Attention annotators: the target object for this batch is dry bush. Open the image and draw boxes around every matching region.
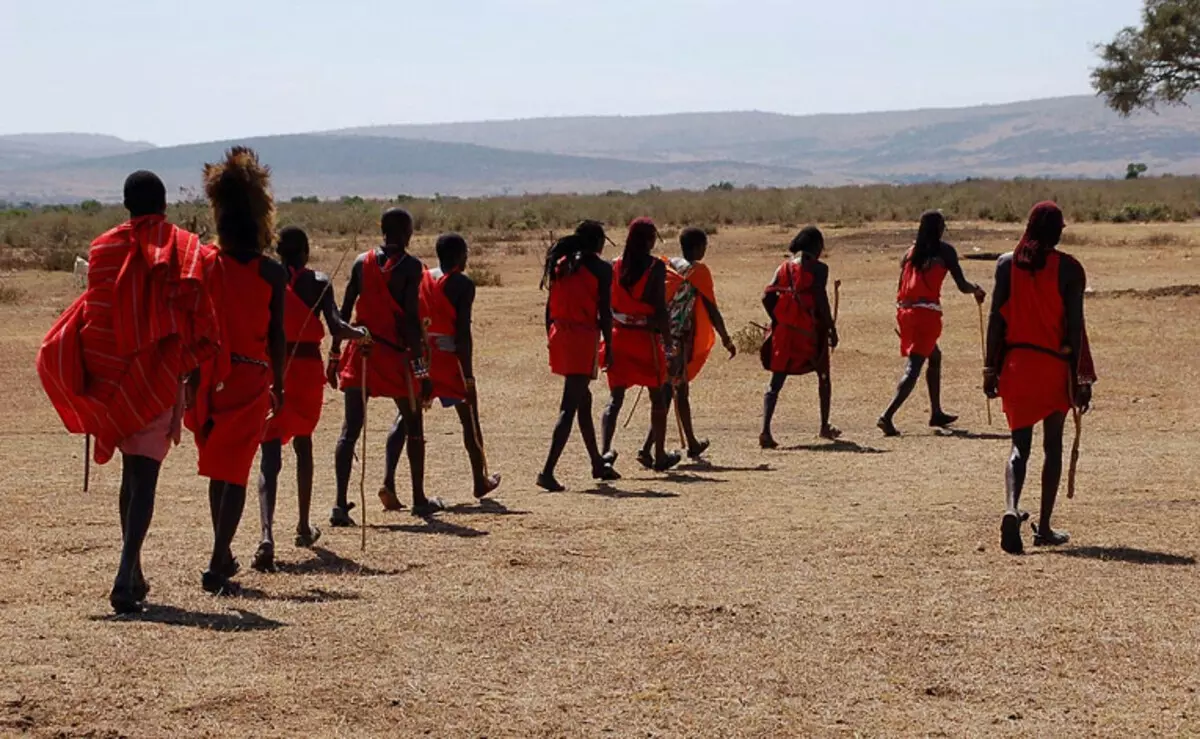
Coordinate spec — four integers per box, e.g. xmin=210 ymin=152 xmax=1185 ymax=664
xmin=0 ymin=283 xmax=21 ymax=304
xmin=732 ymin=323 xmax=767 ymax=356
xmin=467 ymin=261 xmax=503 ymax=287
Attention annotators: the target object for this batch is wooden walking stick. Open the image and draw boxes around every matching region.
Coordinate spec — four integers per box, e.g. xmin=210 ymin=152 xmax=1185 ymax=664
xmin=831 ymin=279 xmax=842 ymax=352
xmin=977 ymin=302 xmax=992 ymax=426
xmin=359 ymin=350 xmax=369 ymax=550
xmin=622 ymin=387 xmax=644 ymax=429
xmin=458 ymin=364 xmax=490 ymax=478
xmin=1067 ymin=374 xmax=1082 ymax=500
xmin=83 ymin=435 xmax=91 ymax=493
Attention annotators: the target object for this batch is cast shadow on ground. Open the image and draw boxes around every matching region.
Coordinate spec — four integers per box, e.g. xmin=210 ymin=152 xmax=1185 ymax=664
xmin=445 ymin=499 xmax=531 ymax=517
xmin=92 ymin=605 xmax=285 ymax=632
xmin=373 ymin=516 xmax=489 ymax=538
xmin=1052 ymin=546 xmax=1197 ymax=566
xmin=239 ymin=587 xmax=362 ymax=604
xmin=577 ymin=484 xmax=680 ymax=500
xmin=274 ymin=546 xmax=410 ymax=577
xmin=657 ymin=471 xmax=727 ymax=485
xmin=935 ymin=429 xmax=1011 ymax=441
xmin=782 ymin=440 xmax=888 ymax=454
xmin=678 ymin=460 xmax=774 ymax=474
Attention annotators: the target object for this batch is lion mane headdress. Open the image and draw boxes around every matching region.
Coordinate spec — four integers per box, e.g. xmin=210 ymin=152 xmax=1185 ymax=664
xmin=203 ymin=146 xmax=276 ymax=254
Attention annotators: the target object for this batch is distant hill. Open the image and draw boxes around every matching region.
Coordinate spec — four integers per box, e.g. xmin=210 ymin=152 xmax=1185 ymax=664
xmin=335 ymin=96 xmax=1200 ymax=180
xmin=0 ymin=133 xmax=155 ymax=172
xmin=0 ymin=135 xmax=816 ymax=203
xmin=5 ymin=95 xmax=1200 ymax=203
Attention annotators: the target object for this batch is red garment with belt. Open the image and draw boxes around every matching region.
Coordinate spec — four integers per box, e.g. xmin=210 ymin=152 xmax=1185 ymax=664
xmin=547 ymin=258 xmax=601 ymax=378
xmin=603 ymin=257 xmax=665 ymax=389
xmin=263 ymin=267 xmax=326 ymax=443
xmin=998 ymin=251 xmax=1097 ymax=430
xmin=762 ymin=257 xmax=825 ymax=375
xmin=420 ymin=266 xmax=467 ymax=401
xmin=896 ymin=247 xmax=948 ymax=357
xmin=339 ymin=250 xmax=414 ymax=398
xmin=186 ymin=249 xmax=273 ymax=485
xmin=36 ymin=216 xmax=218 ymax=464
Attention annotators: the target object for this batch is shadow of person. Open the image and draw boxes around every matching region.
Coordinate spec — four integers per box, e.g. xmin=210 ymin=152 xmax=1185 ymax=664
xmin=577 ymin=484 xmax=680 ymax=500
xmin=783 ymin=440 xmax=888 ymax=454
xmin=1053 ymin=546 xmax=1197 ymax=566
xmin=445 ymin=499 xmax=531 ymax=517
xmin=91 ymin=605 xmax=285 ymax=632
xmin=935 ymin=429 xmax=1011 ymax=441
xmin=237 ymin=587 xmax=363 ymax=604
xmin=374 ymin=517 xmax=489 ymax=538
xmin=678 ymin=461 xmax=773 ymax=474
xmin=274 ymin=546 xmax=410 ymax=577
xmin=657 ymin=472 xmax=727 ymax=485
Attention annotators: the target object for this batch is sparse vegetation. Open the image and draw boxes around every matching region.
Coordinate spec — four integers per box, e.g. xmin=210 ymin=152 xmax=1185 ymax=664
xmin=0 ymin=283 xmax=21 ymax=304
xmin=467 ymin=261 xmax=503 ymax=287
xmin=732 ymin=323 xmax=767 ymax=356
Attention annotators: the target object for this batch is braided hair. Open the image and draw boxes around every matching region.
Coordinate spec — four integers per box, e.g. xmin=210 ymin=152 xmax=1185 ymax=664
xmin=619 ymin=217 xmax=658 ymax=289
xmin=540 ymin=220 xmax=607 ymax=289
xmin=908 ymin=210 xmax=945 ymax=272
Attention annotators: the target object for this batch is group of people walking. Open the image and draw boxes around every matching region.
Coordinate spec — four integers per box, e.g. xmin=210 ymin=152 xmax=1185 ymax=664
xmin=35 ymin=146 xmax=1095 ymax=615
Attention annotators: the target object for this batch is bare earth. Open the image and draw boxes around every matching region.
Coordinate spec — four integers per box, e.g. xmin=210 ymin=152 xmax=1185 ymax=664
xmin=1 ymin=223 xmax=1198 ymax=738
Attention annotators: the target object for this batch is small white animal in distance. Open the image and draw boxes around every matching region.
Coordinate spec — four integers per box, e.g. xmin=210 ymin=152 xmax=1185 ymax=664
xmin=74 ymin=256 xmax=88 ymax=289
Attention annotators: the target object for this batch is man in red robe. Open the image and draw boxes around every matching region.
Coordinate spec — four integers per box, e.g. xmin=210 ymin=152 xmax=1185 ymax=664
xmin=381 ymin=233 xmax=501 ymax=503
xmin=878 ymin=211 xmax=986 ymax=436
xmin=332 ymin=208 xmax=439 ymax=521
xmin=758 ymin=227 xmax=839 ymax=448
xmin=985 ymin=201 xmax=1094 ymax=555
xmin=38 ymin=171 xmax=219 ymax=614
xmin=252 ymin=226 xmax=367 ymax=572
xmin=185 ymin=148 xmax=286 ymax=596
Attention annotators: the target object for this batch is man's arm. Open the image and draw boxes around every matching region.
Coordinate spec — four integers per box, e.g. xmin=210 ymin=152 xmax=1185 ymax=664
xmin=261 ymin=258 xmax=288 ymax=400
xmin=644 ymin=260 xmax=669 ymax=336
xmin=1060 ymin=255 xmax=1086 ymax=382
xmin=331 ymin=257 xmax=364 ymax=356
xmin=944 ymin=243 xmax=985 ymax=300
xmin=316 ymin=273 xmax=366 ymax=342
xmin=984 ymin=255 xmax=1012 ymax=387
xmin=449 ymin=274 xmax=476 ymax=380
xmin=762 ymin=266 xmax=781 ymax=321
xmin=586 ymin=258 xmax=614 ymax=352
xmin=399 ymin=258 xmax=425 ymax=359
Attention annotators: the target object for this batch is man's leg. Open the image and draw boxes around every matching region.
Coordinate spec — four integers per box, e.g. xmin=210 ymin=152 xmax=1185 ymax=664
xmin=576 ymin=380 xmax=617 ymax=481
xmin=332 ymin=390 xmax=365 ymax=525
xmin=639 ymin=385 xmax=672 ymax=467
xmin=879 ymin=355 xmax=927 ymax=436
xmin=817 ymin=364 xmax=840 ymax=440
xmin=292 ymin=436 xmax=320 ymax=547
xmin=1001 ymin=426 xmax=1035 ymax=555
xmin=111 ymin=454 xmax=160 ymax=614
xmin=538 ymin=379 xmax=580 ymax=491
xmin=253 ymin=439 xmax=283 ymax=572
xmin=400 ymin=403 xmax=440 ymax=516
xmin=1034 ymin=412 xmax=1070 ymax=546
xmin=926 ymin=346 xmax=957 ymax=427
xmin=761 ymin=372 xmax=787 ymax=448
xmin=675 ymin=381 xmax=708 ymax=457
xmin=600 ymin=386 xmax=627 ymax=461
xmin=379 ymin=406 xmax=407 ymax=511
xmin=204 ymin=480 xmax=246 ymax=594
xmin=650 ymin=386 xmax=681 ymax=471
xmin=456 ymin=403 xmax=500 ymax=498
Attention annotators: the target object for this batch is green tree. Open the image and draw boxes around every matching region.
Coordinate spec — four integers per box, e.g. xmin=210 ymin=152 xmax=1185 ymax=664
xmin=1093 ymin=0 xmax=1200 ymax=114
xmin=1126 ymin=162 xmax=1150 ymax=179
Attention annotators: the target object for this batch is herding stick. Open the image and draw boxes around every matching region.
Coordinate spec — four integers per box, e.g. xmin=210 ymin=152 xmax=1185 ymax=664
xmin=977 ymin=302 xmax=992 ymax=426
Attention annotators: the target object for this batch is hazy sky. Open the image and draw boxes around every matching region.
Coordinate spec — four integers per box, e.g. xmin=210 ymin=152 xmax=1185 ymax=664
xmin=2 ymin=0 xmax=1143 ymax=145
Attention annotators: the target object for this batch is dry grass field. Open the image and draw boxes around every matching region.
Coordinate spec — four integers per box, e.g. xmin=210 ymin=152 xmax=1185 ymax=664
xmin=1 ymin=221 xmax=1199 ymax=737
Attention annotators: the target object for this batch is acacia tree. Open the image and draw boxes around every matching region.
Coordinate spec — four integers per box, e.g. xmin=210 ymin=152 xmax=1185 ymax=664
xmin=1093 ymin=0 xmax=1200 ymax=114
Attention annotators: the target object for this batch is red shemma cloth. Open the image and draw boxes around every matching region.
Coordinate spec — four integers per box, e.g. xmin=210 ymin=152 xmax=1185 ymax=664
xmin=547 ymin=257 xmax=600 ymax=378
xmin=263 ymin=267 xmax=326 ymax=443
xmin=896 ymin=246 xmax=948 ymax=358
xmin=185 ymin=250 xmax=273 ymax=486
xmin=762 ymin=257 xmax=824 ymax=375
xmin=339 ymin=250 xmax=414 ymax=398
xmin=37 ymin=216 xmax=218 ymax=464
xmin=419 ymin=267 xmax=467 ymax=401
xmin=603 ymin=256 xmax=665 ymax=389
xmin=998 ymin=251 xmax=1096 ymax=430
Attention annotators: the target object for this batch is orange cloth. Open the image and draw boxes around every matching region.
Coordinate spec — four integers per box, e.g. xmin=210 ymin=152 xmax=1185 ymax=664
xmin=998 ymin=251 xmax=1071 ymax=430
xmin=338 ymin=250 xmax=415 ymax=398
xmin=37 ymin=216 xmax=218 ymax=464
xmin=762 ymin=257 xmax=825 ymax=376
xmin=603 ymin=257 xmax=665 ymax=389
xmin=263 ymin=267 xmax=326 ymax=443
xmin=547 ymin=259 xmax=601 ymax=378
xmin=896 ymin=247 xmax=948 ymax=357
xmin=420 ymin=266 xmax=467 ymax=401
xmin=664 ymin=258 xmax=718 ymax=383
xmin=186 ymin=250 xmax=273 ymax=486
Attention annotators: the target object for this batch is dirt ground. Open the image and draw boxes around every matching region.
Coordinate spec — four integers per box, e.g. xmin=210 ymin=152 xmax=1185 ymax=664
xmin=1 ymin=222 xmax=1198 ymax=738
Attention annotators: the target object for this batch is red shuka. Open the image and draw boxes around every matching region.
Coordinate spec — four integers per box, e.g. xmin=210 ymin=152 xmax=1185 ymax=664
xmin=186 ymin=249 xmax=273 ymax=486
xmin=37 ymin=216 xmax=218 ymax=464
xmin=603 ymin=257 xmax=665 ymax=389
xmin=762 ymin=257 xmax=825 ymax=375
xmin=338 ymin=250 xmax=414 ymax=398
xmin=547 ymin=258 xmax=601 ymax=378
xmin=998 ymin=251 xmax=1097 ymax=430
xmin=263 ymin=267 xmax=326 ymax=444
xmin=896 ymin=247 xmax=948 ymax=358
xmin=420 ymin=266 xmax=467 ymax=401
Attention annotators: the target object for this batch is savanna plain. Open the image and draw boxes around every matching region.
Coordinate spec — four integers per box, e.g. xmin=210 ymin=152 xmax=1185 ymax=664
xmin=1 ymin=220 xmax=1198 ymax=737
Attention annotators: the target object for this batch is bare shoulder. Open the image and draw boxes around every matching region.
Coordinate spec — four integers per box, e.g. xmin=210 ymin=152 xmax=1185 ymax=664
xmin=259 ymin=255 xmax=288 ymax=286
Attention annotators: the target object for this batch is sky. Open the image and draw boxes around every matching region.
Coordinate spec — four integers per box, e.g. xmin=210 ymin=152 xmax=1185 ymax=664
xmin=1 ymin=0 xmax=1144 ymax=146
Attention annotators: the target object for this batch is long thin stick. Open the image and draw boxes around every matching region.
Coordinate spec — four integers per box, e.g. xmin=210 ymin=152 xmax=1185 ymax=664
xmin=458 ymin=364 xmax=489 ymax=477
xmin=977 ymin=302 xmax=992 ymax=426
xmin=622 ymin=386 xmax=644 ymax=429
xmin=83 ymin=435 xmax=91 ymax=493
xmin=359 ymin=351 xmax=368 ymax=550
xmin=1067 ymin=374 xmax=1082 ymax=500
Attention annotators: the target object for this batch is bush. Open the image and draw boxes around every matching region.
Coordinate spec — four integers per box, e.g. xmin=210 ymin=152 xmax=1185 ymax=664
xmin=467 ymin=261 xmax=503 ymax=287
xmin=0 ymin=283 xmax=21 ymax=304
xmin=732 ymin=323 xmax=767 ymax=356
